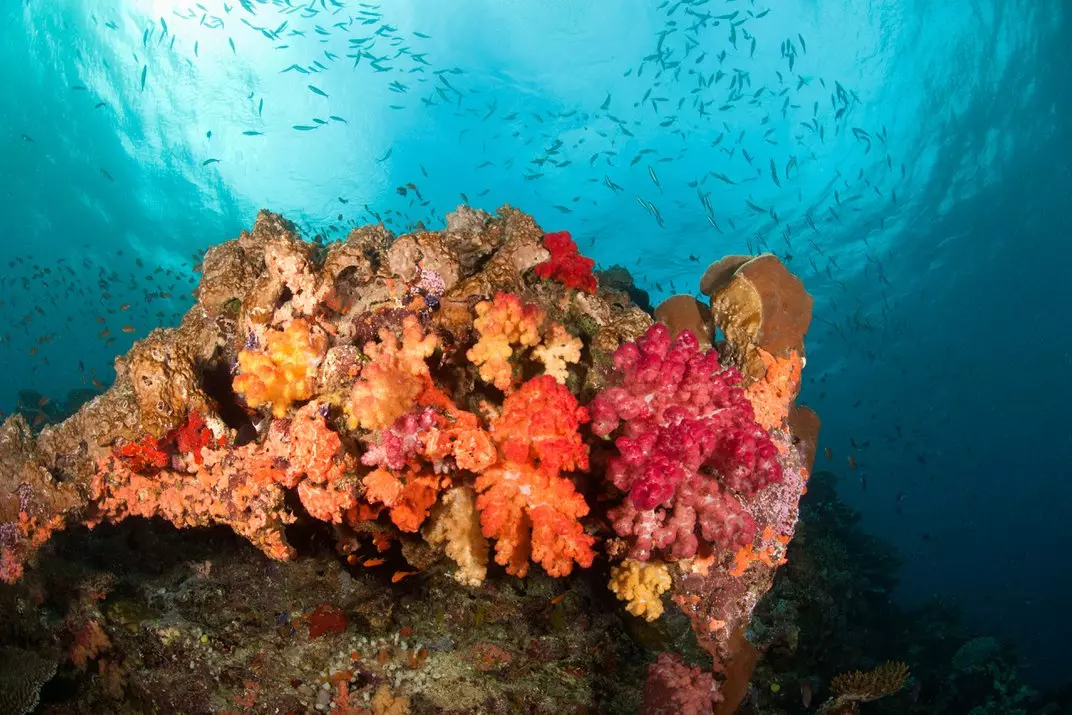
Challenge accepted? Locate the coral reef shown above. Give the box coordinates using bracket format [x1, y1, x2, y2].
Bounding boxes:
[0, 209, 821, 711]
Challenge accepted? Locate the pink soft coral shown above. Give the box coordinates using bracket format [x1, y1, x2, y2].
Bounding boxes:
[589, 324, 781, 561]
[533, 231, 597, 294]
[643, 652, 721, 715]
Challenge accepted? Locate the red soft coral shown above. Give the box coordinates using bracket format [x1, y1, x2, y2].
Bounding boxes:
[533, 231, 597, 294]
[171, 410, 214, 465]
[589, 324, 781, 561]
[113, 435, 168, 474]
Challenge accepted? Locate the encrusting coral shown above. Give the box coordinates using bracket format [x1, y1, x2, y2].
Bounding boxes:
[0, 205, 818, 713]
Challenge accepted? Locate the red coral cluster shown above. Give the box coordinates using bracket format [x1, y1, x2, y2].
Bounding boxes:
[534, 231, 597, 294]
[590, 324, 782, 561]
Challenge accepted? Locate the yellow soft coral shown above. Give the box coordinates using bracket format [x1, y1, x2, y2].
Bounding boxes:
[348, 316, 437, 431]
[608, 559, 672, 621]
[233, 319, 328, 418]
[532, 323, 582, 384]
[745, 348, 803, 431]
[423, 486, 489, 587]
[467, 293, 545, 390]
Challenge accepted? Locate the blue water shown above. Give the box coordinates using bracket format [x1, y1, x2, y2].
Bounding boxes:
[2, 0, 1068, 688]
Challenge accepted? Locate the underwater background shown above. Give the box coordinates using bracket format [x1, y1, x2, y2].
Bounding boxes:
[1, 0, 1069, 697]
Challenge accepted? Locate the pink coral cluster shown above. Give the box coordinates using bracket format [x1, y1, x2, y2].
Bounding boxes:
[642, 652, 721, 715]
[589, 324, 782, 561]
[533, 231, 597, 294]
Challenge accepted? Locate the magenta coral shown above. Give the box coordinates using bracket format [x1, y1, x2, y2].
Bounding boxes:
[589, 324, 781, 560]
[533, 231, 597, 294]
[642, 652, 721, 715]
[361, 408, 438, 471]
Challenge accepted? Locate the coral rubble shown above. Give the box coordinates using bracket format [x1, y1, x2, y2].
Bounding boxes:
[0, 207, 819, 711]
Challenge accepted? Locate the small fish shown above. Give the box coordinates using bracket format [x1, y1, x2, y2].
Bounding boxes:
[122, 325, 136, 333]
[100, 169, 114, 181]
[362, 557, 385, 567]
[308, 84, 329, 98]
[847, 455, 857, 470]
[329, 115, 347, 123]
[229, 37, 236, 54]
[769, 158, 781, 187]
[647, 166, 662, 192]
[120, 303, 131, 311]
[550, 590, 573, 606]
[600, 93, 611, 110]
[202, 158, 220, 166]
[391, 570, 417, 583]
[140, 65, 147, 91]
[242, 130, 264, 136]
[38, 396, 50, 407]
[377, 148, 392, 162]
[824, 447, 832, 462]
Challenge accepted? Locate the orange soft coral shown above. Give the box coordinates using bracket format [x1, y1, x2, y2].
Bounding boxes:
[361, 467, 443, 533]
[233, 319, 328, 418]
[256, 403, 357, 522]
[474, 461, 594, 578]
[489, 375, 589, 477]
[466, 293, 546, 390]
[347, 316, 437, 431]
[418, 388, 498, 473]
[744, 348, 803, 431]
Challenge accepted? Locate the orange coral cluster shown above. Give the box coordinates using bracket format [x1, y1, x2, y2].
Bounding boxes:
[347, 316, 438, 431]
[362, 467, 444, 533]
[744, 348, 803, 431]
[466, 292, 581, 390]
[474, 376, 595, 577]
[234, 319, 329, 418]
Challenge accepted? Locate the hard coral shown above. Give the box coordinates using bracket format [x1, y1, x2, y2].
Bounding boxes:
[347, 316, 437, 431]
[233, 318, 328, 418]
[534, 231, 597, 294]
[589, 324, 781, 561]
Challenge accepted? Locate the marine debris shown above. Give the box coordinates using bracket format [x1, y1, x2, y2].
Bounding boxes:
[0, 206, 817, 711]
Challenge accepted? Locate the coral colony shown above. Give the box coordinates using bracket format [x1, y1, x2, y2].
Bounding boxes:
[0, 206, 821, 713]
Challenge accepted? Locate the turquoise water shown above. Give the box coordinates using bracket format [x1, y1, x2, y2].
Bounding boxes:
[1, 0, 1068, 688]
